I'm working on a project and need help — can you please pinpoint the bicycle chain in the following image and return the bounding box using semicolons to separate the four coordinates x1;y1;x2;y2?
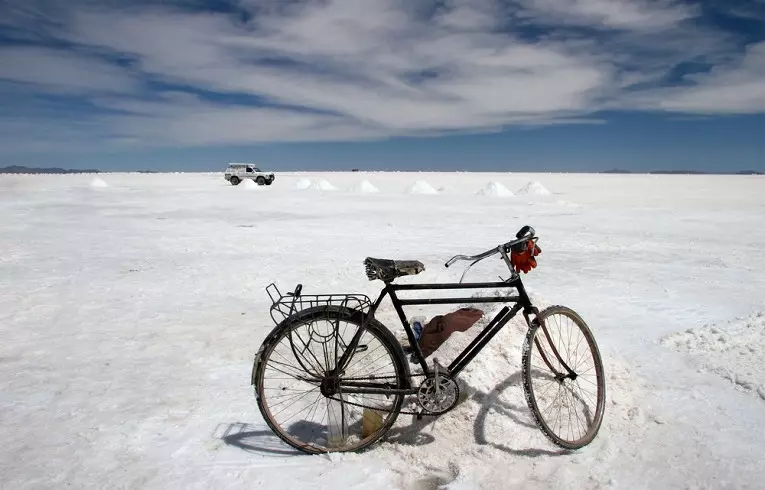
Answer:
328;372;434;417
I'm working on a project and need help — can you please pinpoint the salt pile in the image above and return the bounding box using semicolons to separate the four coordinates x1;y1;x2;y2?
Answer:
661;311;765;400
516;181;551;196
308;179;337;191
405;180;439;195
477;181;514;197
241;179;261;189
349;180;379;194
294;178;312;190
89;177;109;188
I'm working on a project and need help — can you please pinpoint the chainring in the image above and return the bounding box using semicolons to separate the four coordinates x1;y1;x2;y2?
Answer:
416;373;460;415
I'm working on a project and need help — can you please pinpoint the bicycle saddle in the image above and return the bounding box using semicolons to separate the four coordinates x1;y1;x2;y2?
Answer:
364;257;425;283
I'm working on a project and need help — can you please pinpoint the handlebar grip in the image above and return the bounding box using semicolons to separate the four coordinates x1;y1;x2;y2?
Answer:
516;225;535;239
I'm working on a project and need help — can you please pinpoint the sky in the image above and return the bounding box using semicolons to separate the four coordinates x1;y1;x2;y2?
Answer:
0;0;763;173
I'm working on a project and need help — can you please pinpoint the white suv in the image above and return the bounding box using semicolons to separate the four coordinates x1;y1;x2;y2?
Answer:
224;163;275;186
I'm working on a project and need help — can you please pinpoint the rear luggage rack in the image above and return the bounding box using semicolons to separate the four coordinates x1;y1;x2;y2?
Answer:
266;283;373;326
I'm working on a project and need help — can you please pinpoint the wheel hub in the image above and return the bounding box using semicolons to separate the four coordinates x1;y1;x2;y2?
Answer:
554;371;578;383
320;376;340;397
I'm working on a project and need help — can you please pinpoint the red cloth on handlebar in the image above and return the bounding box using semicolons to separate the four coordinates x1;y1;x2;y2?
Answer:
510;239;541;274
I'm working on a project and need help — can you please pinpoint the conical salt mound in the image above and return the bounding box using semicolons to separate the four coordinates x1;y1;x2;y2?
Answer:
89;177;109;188
516;181;551;196
477;181;514;197
405;180;438;195
308;179;337;191
294;178;312;190
242;179;262;189
350;180;379;194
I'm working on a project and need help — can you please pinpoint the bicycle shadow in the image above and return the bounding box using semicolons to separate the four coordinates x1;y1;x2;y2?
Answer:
382;371;567;457
470;371;569;457
216;416;437;455
214;421;305;456
218;372;567;457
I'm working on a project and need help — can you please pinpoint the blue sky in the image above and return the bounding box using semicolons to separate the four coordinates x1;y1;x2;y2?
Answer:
1;0;763;173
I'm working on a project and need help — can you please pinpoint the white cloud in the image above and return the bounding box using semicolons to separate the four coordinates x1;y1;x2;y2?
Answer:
658;42;765;113
515;0;697;30
0;46;139;93
59;2;613;134
91;93;394;145
0;0;762;151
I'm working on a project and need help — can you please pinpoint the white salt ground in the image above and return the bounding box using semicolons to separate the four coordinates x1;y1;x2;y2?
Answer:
1;171;764;489
661;311;765;400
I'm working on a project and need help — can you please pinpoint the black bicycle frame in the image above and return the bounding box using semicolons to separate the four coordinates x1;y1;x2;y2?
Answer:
335;275;536;396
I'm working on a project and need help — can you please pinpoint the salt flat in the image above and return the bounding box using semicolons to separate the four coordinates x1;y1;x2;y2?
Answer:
1;171;764;489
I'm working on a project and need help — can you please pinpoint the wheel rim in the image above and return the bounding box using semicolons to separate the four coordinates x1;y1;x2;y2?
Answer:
257;315;403;453
525;308;605;448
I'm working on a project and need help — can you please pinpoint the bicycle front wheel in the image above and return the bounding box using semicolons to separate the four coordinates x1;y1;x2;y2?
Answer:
253;306;409;454
521;305;606;450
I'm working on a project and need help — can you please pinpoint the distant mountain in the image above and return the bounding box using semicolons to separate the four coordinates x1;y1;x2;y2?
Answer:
0;165;99;174
649;170;708;175
601;168;763;175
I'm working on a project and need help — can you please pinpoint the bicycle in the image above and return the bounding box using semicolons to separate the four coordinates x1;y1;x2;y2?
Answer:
251;226;606;454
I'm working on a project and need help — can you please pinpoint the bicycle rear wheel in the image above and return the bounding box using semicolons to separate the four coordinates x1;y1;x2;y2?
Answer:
521;305;606;450
253;306;408;454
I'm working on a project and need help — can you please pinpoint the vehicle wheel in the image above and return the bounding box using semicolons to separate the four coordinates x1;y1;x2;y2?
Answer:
230;176;240;186
256;176;266;185
521;305;606;450
253;306;409;454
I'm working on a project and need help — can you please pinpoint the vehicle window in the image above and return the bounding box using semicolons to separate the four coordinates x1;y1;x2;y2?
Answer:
246;167;254;173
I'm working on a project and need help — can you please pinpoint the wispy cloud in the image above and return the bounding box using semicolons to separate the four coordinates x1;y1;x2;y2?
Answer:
658;41;765;113
0;46;139;93
0;0;763;152
515;0;698;30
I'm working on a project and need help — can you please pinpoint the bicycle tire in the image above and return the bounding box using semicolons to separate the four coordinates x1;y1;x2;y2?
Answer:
253;305;409;454
521;305;606;450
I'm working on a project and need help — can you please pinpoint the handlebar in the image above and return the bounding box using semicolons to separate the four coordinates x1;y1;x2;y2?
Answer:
444;226;536;269
515;225;534;240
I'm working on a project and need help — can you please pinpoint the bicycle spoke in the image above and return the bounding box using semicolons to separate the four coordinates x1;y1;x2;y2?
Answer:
256;311;405;453
523;306;605;449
